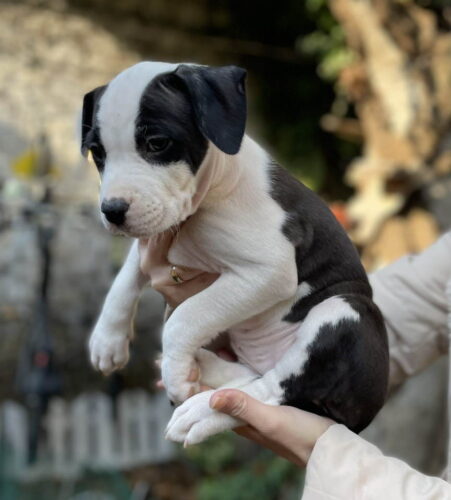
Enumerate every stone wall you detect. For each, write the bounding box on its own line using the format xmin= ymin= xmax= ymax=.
xmin=0 ymin=2 xmax=166 ymax=397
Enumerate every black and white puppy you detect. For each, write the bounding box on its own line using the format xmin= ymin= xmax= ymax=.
xmin=82 ymin=62 xmax=388 ymax=446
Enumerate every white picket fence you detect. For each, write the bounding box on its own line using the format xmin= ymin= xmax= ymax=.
xmin=0 ymin=390 xmax=175 ymax=479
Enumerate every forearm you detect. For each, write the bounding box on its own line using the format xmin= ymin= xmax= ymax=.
xmin=304 ymin=424 xmax=451 ymax=499
xmin=369 ymin=232 xmax=451 ymax=387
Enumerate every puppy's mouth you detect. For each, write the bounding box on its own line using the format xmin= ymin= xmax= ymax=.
xmin=100 ymin=193 xmax=192 ymax=239
xmin=102 ymin=211 xmax=172 ymax=239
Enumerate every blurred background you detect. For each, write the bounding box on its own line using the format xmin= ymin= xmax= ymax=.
xmin=0 ymin=0 xmax=450 ymax=498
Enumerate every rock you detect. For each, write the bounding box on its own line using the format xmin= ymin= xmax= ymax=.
xmin=0 ymin=2 xmax=139 ymax=197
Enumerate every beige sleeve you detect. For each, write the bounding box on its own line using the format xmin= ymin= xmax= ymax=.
xmin=302 ymin=424 xmax=451 ymax=500
xmin=369 ymin=232 xmax=451 ymax=387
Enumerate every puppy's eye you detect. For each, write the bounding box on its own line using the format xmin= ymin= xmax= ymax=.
xmin=146 ymin=136 xmax=171 ymax=153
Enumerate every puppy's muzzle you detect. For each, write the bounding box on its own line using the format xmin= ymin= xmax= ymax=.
xmin=101 ymin=198 xmax=130 ymax=226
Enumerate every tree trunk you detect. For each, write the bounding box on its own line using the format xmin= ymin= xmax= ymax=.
xmin=329 ymin=0 xmax=451 ymax=247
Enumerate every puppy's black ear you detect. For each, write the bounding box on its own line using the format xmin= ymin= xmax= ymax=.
xmin=81 ymin=85 xmax=106 ymax=156
xmin=174 ymin=65 xmax=247 ymax=155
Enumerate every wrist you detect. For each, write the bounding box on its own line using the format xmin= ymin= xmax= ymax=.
xmin=297 ymin=417 xmax=334 ymax=465
xmin=93 ymin=314 xmax=133 ymax=341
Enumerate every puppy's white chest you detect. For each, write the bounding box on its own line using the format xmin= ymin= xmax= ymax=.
xmin=167 ymin=218 xmax=223 ymax=274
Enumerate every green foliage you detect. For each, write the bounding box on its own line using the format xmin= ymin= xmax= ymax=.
xmin=184 ymin=433 xmax=303 ymax=500
xmin=319 ymin=47 xmax=355 ymax=82
xmin=0 ymin=467 xmax=132 ymax=500
xmin=297 ymin=0 xmax=353 ymax=82
xmin=223 ymin=0 xmax=361 ymax=193
xmin=185 ymin=433 xmax=238 ymax=475
xmin=198 ymin=456 xmax=300 ymax=500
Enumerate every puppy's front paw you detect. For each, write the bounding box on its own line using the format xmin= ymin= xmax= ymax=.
xmin=165 ymin=390 xmax=239 ymax=445
xmin=89 ymin=327 xmax=130 ymax=375
xmin=161 ymin=356 xmax=200 ymax=405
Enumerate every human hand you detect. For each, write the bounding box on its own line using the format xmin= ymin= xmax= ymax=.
xmin=155 ymin=356 xmax=334 ymax=462
xmin=154 ymin=348 xmax=237 ymax=393
xmin=210 ymin=389 xmax=334 ymax=467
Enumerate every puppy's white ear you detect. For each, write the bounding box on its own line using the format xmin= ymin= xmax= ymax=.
xmin=80 ymin=85 xmax=106 ymax=156
xmin=174 ymin=65 xmax=247 ymax=155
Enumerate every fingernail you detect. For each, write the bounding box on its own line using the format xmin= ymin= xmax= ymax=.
xmin=211 ymin=395 xmax=225 ymax=410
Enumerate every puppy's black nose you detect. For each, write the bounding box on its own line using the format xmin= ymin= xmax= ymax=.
xmin=101 ymin=198 xmax=129 ymax=225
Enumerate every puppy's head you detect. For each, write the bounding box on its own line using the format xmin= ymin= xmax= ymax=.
xmin=81 ymin=62 xmax=247 ymax=238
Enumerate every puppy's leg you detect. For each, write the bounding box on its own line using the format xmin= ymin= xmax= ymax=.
xmin=195 ymin=349 xmax=258 ymax=389
xmin=89 ymin=240 xmax=149 ymax=374
xmin=161 ymin=264 xmax=297 ymax=404
xmin=167 ymin=295 xmax=387 ymax=444
xmin=166 ymin=299 xmax=344 ymax=444
xmin=277 ymin=294 xmax=388 ymax=433
xmin=165 ymin=374 xmax=276 ymax=445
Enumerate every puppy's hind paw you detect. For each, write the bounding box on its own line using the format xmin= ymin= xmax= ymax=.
xmin=165 ymin=390 xmax=239 ymax=445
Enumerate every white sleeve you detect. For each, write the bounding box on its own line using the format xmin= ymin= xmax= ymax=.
xmin=369 ymin=232 xmax=451 ymax=387
xmin=302 ymin=424 xmax=451 ymax=499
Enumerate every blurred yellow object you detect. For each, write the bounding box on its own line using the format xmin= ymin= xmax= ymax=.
xmin=10 ymin=135 xmax=60 ymax=179
xmin=11 ymin=149 xmax=40 ymax=179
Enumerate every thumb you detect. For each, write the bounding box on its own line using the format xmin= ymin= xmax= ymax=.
xmin=210 ymin=389 xmax=274 ymax=428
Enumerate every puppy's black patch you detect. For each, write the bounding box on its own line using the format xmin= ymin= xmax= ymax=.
xmin=280 ymin=294 xmax=388 ymax=433
xmin=269 ymin=160 xmax=372 ymax=321
xmin=135 ymin=74 xmax=209 ymax=174
xmin=173 ymin=65 xmax=247 ymax=155
xmin=269 ymin=160 xmax=388 ymax=432
xmin=81 ymin=85 xmax=107 ymax=173
xmin=135 ymin=65 xmax=247 ymax=172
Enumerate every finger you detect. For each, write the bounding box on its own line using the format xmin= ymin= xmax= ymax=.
xmin=234 ymin=425 xmax=279 ymax=448
xmin=234 ymin=425 xmax=262 ymax=441
xmin=210 ymin=389 xmax=278 ymax=429
xmin=187 ymin=366 xmax=200 ymax=382
xmin=154 ymin=359 xmax=162 ymax=369
xmin=234 ymin=425 xmax=304 ymax=466
xmin=155 ymin=380 xmax=164 ymax=389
